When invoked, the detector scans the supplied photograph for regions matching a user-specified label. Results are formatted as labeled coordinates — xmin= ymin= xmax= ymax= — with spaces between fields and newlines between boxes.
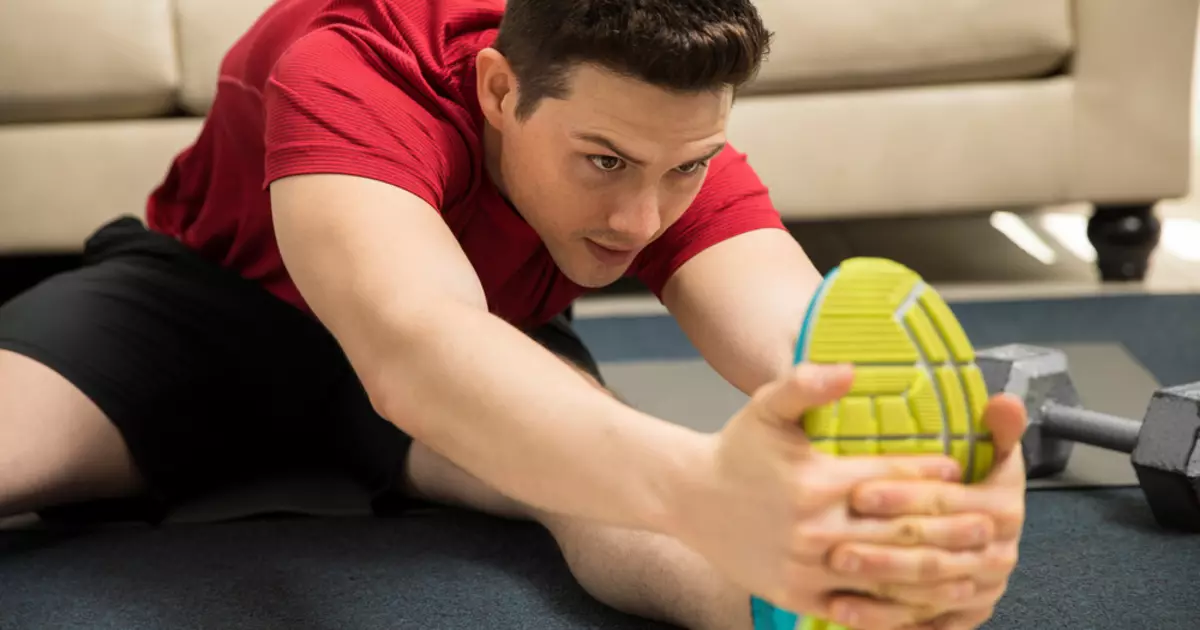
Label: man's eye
xmin=589 ymin=155 xmax=624 ymax=172
xmin=675 ymin=161 xmax=708 ymax=175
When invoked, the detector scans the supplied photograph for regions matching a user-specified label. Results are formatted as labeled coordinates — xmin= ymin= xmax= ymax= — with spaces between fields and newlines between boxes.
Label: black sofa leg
xmin=1086 ymin=203 xmax=1161 ymax=282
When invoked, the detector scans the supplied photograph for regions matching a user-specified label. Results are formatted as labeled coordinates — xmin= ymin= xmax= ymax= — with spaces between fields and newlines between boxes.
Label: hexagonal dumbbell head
xmin=1130 ymin=382 xmax=1200 ymax=532
xmin=975 ymin=344 xmax=1080 ymax=478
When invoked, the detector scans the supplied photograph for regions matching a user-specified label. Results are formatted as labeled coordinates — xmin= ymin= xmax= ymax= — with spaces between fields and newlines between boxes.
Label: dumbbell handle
xmin=1040 ymin=402 xmax=1140 ymax=454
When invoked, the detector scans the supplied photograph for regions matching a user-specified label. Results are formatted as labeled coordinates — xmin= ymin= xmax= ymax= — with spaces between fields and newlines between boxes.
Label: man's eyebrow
xmin=572 ymin=132 xmax=727 ymax=167
xmin=572 ymin=132 xmax=648 ymax=167
xmin=693 ymin=142 xmax=727 ymax=163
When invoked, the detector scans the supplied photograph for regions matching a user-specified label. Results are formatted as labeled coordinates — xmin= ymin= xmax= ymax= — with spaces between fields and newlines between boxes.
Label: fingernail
xmin=968 ymin=520 xmax=993 ymax=544
xmin=943 ymin=466 xmax=962 ymax=482
xmin=859 ymin=491 xmax=882 ymax=511
xmin=823 ymin=364 xmax=850 ymax=384
xmin=837 ymin=551 xmax=861 ymax=573
xmin=820 ymin=363 xmax=851 ymax=384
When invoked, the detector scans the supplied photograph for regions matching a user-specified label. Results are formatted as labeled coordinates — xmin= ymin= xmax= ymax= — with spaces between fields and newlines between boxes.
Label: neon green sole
xmin=797 ymin=257 xmax=993 ymax=481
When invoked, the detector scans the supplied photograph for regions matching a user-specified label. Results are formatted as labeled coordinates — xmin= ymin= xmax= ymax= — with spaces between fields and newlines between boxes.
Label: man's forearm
xmin=367 ymin=302 xmax=708 ymax=534
xmin=663 ymin=229 xmax=823 ymax=397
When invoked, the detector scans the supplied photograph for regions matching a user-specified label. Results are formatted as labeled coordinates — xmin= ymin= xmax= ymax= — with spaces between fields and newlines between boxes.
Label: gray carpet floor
xmin=2 ymin=489 xmax=1198 ymax=629
xmin=600 ymin=342 xmax=1159 ymax=489
xmin=3 ymin=293 xmax=1200 ymax=628
xmin=574 ymin=293 xmax=1200 ymax=385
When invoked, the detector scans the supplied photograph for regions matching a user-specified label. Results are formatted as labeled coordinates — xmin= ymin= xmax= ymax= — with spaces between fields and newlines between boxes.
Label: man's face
xmin=477 ymin=53 xmax=733 ymax=288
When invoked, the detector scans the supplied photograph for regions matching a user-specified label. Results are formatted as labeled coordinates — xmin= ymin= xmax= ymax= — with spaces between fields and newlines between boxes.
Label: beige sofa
xmin=2 ymin=0 xmax=1197 ymax=280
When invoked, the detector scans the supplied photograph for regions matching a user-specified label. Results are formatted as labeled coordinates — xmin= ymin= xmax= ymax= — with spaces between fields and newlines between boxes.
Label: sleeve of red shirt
xmin=632 ymin=145 xmax=787 ymax=297
xmin=261 ymin=28 xmax=472 ymax=211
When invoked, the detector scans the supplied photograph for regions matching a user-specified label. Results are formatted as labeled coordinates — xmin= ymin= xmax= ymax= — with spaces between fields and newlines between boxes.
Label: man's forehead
xmin=562 ymin=63 xmax=732 ymax=103
xmin=557 ymin=66 xmax=732 ymax=138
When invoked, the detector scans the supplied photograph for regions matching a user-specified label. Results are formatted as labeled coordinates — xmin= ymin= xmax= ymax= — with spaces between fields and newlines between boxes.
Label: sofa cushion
xmin=0 ymin=120 xmax=203 ymax=253
xmin=746 ymin=0 xmax=1074 ymax=95
xmin=0 ymin=0 xmax=179 ymax=124
xmin=726 ymin=79 xmax=1074 ymax=220
xmin=176 ymin=0 xmax=279 ymax=115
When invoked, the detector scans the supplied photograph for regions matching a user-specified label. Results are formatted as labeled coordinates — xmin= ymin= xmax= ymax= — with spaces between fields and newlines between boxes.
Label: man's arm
xmin=660 ymin=227 xmax=823 ymax=396
xmin=270 ymin=173 xmax=707 ymax=533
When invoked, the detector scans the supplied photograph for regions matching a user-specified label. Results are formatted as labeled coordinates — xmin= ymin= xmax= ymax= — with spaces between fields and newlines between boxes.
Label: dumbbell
xmin=976 ymin=344 xmax=1200 ymax=532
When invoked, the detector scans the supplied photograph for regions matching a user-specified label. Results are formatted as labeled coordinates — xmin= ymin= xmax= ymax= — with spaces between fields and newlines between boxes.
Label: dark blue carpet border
xmin=575 ymin=293 xmax=1200 ymax=386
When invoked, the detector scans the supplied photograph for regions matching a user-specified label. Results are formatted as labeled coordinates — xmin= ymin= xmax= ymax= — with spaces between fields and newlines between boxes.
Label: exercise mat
xmin=601 ymin=342 xmax=1156 ymax=489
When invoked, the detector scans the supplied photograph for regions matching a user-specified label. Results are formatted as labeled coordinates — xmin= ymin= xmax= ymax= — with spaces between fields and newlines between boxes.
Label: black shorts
xmin=0 ymin=217 xmax=602 ymax=522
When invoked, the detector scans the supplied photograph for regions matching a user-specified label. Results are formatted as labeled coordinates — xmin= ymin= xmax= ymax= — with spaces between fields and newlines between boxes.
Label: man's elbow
xmin=347 ymin=297 xmax=481 ymax=439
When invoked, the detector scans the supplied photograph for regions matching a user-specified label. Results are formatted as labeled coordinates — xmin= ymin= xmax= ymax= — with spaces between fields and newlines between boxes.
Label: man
xmin=0 ymin=0 xmax=1026 ymax=628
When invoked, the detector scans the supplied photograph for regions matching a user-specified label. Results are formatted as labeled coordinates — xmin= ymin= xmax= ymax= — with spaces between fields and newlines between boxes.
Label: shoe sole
xmin=753 ymin=257 xmax=992 ymax=630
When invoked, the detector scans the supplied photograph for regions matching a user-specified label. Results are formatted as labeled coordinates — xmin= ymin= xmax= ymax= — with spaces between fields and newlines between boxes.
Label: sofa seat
xmin=0 ymin=120 xmax=202 ymax=253
xmin=747 ymin=0 xmax=1073 ymax=95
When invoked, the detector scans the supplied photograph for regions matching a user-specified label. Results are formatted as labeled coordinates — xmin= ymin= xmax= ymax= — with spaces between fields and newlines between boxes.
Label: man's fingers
xmin=823 ymin=577 xmax=1010 ymax=629
xmin=845 ymin=397 xmax=1029 ymax=541
xmin=870 ymin=577 xmax=978 ymax=611
xmin=752 ymin=362 xmax=854 ymax=428
xmin=827 ymin=541 xmax=1017 ymax=585
xmin=820 ymin=586 xmax=998 ymax=630
xmin=871 ymin=578 xmax=1011 ymax=627
xmin=830 ymin=453 xmax=965 ymax=489
xmin=850 ymin=480 xmax=1025 ymax=540
xmin=819 ymin=591 xmax=931 ymax=630
xmin=843 ymin=513 xmax=995 ymax=551
xmin=985 ymin=394 xmax=1028 ymax=452
xmin=982 ymin=394 xmax=1028 ymax=482
xmin=901 ymin=602 xmax=999 ymax=630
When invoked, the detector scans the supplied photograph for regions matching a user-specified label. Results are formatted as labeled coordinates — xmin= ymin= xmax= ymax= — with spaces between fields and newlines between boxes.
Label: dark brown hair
xmin=492 ymin=0 xmax=773 ymax=120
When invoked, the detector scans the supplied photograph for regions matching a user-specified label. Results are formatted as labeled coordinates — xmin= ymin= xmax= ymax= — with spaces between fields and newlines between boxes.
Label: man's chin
xmin=546 ymin=243 xmax=637 ymax=288
xmin=564 ymin=270 xmax=625 ymax=289
xmin=558 ymin=260 xmax=629 ymax=289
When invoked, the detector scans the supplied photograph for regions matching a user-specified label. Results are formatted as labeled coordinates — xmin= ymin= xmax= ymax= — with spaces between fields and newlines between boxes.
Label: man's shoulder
xmin=231 ymin=0 xmax=505 ymax=77
xmin=689 ymin=144 xmax=770 ymax=211
xmin=244 ymin=0 xmax=503 ymax=216
xmin=322 ymin=0 xmax=506 ymax=65
xmin=261 ymin=0 xmax=502 ymax=118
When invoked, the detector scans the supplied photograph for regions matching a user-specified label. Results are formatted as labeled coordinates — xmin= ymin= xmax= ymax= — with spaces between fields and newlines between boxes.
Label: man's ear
xmin=475 ymin=48 xmax=518 ymax=130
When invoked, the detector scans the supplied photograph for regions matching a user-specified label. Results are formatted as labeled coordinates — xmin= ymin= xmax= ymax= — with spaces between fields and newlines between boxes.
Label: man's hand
xmin=836 ymin=394 xmax=1029 ymax=629
xmin=666 ymin=363 xmax=1009 ymax=628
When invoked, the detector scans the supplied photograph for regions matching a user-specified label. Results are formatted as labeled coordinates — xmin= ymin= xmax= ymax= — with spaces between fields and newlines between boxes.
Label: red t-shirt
xmin=146 ymin=0 xmax=785 ymax=329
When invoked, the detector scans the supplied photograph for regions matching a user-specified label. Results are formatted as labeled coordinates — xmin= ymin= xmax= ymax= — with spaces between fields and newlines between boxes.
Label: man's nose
xmin=608 ymin=192 xmax=662 ymax=244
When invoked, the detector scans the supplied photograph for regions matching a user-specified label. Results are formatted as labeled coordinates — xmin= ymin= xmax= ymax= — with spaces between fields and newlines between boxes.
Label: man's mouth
xmin=584 ymin=238 xmax=638 ymax=265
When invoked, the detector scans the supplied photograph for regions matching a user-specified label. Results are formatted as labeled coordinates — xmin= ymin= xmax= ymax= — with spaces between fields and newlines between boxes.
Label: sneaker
xmin=750 ymin=257 xmax=992 ymax=630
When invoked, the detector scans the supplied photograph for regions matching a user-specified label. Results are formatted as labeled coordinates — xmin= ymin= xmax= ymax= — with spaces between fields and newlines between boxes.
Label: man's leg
xmin=399 ymin=360 xmax=753 ymax=630
xmin=0 ymin=217 xmax=353 ymax=524
xmin=0 ymin=349 xmax=146 ymax=520
xmin=326 ymin=311 xmax=753 ymax=628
